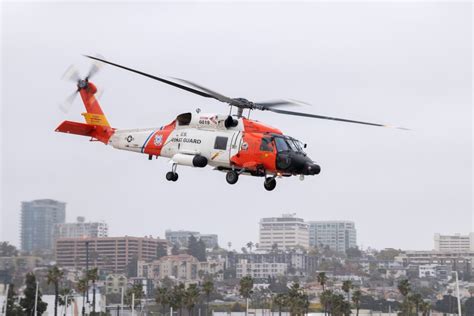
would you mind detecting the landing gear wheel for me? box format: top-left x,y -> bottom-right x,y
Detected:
166,172 -> 178,182
226,170 -> 239,185
264,178 -> 277,191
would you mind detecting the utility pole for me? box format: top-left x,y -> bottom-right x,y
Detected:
86,241 -> 90,304
34,281 -> 39,316
131,292 -> 135,316
3,284 -> 9,316
454,271 -> 462,316
121,286 -> 124,315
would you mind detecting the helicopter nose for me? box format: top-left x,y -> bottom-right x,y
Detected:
304,162 -> 321,175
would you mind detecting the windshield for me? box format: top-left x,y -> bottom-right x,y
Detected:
274,137 -> 290,152
274,136 -> 305,153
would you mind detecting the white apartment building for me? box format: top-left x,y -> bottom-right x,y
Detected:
137,254 -> 225,284
105,274 -> 127,295
258,214 -> 309,251
434,233 -> 474,252
55,216 -> 108,239
236,259 -> 287,278
307,221 -> 357,253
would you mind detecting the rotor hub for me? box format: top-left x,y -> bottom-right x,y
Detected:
77,79 -> 88,89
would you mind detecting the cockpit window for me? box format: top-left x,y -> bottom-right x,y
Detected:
260,137 -> 274,152
274,137 -> 290,152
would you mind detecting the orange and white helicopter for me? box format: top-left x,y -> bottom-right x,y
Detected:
56,56 -> 405,191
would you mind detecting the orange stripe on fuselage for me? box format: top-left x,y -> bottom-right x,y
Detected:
142,121 -> 176,156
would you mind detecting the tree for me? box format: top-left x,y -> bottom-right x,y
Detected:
239,276 -> 254,316
435,294 -> 458,314
87,268 -> 99,314
188,236 -> 206,261
47,265 -> 64,316
319,290 -> 333,316
5,283 -> 23,316
76,277 -> 88,315
351,289 -> 361,316
271,243 -> 279,254
341,280 -> 352,302
397,279 -> 412,316
125,283 -> 145,310
317,272 -> 328,291
202,279 -> 214,316
0,242 -> 18,257
20,273 -> 48,315
409,293 -> 423,315
169,283 -> 186,316
172,244 -> 180,255
157,243 -> 168,259
376,248 -> 402,261
227,242 -> 232,250
183,284 -> 200,316
246,242 -> 254,253
345,247 -> 362,258
419,300 -> 431,316
273,293 -> 288,316
287,283 -> 309,316
156,286 -> 171,315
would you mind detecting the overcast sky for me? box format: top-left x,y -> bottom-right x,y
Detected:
1,2 -> 472,251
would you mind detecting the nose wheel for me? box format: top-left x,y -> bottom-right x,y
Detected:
166,163 -> 179,182
264,177 -> 277,191
226,170 -> 239,185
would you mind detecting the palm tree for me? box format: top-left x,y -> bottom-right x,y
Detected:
76,277 -> 88,316
246,242 -> 254,253
317,272 -> 327,291
273,293 -> 288,316
202,279 -> 214,316
410,293 -> 423,315
184,284 -> 200,316
47,265 -> 64,316
319,290 -> 333,316
397,279 -> 411,316
156,286 -> 170,316
351,289 -> 361,316
87,268 -> 99,314
170,283 -> 185,316
341,280 -> 353,302
469,286 -> 474,297
227,242 -> 232,250
239,276 -> 254,316
419,300 -> 431,316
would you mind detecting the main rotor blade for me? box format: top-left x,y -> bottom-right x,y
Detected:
256,99 -> 309,108
84,55 -> 218,100
171,77 -> 239,106
267,108 -> 408,129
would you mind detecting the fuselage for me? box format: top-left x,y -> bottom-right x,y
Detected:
109,112 -> 320,177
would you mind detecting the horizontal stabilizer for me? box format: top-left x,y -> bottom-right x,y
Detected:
55,120 -> 95,136
55,120 -> 114,144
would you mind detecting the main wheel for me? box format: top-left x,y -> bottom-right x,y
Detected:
264,178 -> 277,191
226,171 -> 239,184
166,172 -> 178,181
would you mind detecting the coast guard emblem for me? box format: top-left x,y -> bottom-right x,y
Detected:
154,134 -> 163,146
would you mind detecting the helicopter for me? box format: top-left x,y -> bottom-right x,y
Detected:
55,55 -> 406,191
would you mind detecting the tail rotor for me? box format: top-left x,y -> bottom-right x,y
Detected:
59,55 -> 105,113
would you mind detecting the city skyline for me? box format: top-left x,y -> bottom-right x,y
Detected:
10,198 -> 472,252
2,2 -> 471,252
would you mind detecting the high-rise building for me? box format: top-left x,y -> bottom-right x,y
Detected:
258,214 -> 309,251
55,216 -> 108,239
307,221 -> 356,253
55,236 -> 168,273
199,234 -> 219,249
165,230 -> 200,248
165,230 -> 219,249
21,199 -> 66,252
434,233 -> 474,252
